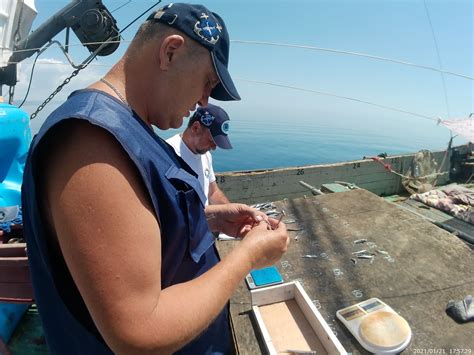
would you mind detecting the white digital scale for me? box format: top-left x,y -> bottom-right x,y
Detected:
336,298 -> 412,354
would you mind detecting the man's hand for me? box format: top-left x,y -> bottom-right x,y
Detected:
205,203 -> 268,237
205,203 -> 290,270
238,218 -> 289,270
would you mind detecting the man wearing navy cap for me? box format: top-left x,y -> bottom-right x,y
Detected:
22,3 -> 289,355
167,104 -> 231,205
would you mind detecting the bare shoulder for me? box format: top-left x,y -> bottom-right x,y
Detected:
39,118 -> 163,344
42,119 -> 134,173
41,119 -> 148,202
40,118 -> 158,249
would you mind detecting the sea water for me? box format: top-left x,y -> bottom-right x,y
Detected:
25,101 -> 460,174
157,108 -> 458,173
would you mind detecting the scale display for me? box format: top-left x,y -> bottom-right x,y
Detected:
336,298 -> 411,354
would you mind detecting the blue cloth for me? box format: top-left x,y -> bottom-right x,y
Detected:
0,207 -> 22,233
22,89 -> 230,354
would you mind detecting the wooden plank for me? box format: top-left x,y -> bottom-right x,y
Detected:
293,282 -> 347,354
251,281 -> 346,355
251,305 -> 277,354
257,300 -> 326,354
250,282 -> 294,306
0,244 -> 27,258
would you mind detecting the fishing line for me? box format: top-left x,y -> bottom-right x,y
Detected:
9,60 -> 111,67
231,40 -> 474,81
6,0 -> 160,68
6,38 -> 472,84
6,40 -> 473,81
6,1 -> 160,70
11,1 -> 162,115
423,0 -> 451,117
381,279 -> 474,301
6,40 -> 122,57
13,57 -> 443,123
237,77 -> 439,122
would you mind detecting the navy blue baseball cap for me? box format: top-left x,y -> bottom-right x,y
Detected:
191,104 -> 232,149
147,3 -> 241,101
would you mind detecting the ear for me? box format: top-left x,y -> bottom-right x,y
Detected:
159,35 -> 185,70
191,121 -> 201,133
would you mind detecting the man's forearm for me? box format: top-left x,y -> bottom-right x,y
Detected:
114,243 -> 253,354
205,204 -> 221,232
209,186 -> 230,205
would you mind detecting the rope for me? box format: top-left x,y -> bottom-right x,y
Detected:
432,135 -> 454,187
370,156 -> 448,181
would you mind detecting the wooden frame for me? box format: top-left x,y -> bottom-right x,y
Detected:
0,243 -> 34,302
251,281 -> 347,355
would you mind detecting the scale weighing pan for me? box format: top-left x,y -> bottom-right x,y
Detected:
336,298 -> 411,354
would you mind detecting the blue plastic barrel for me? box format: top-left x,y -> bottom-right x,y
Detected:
0,103 -> 31,222
0,303 -> 29,343
0,102 -> 31,344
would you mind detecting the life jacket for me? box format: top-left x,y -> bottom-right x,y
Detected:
22,89 -> 230,354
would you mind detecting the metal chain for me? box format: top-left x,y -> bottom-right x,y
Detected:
30,66 -> 83,120
27,0 -> 161,120
29,32 -> 110,120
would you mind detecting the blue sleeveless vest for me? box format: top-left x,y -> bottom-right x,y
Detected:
22,90 -> 230,354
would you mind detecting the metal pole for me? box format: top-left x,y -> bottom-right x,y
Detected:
299,180 -> 324,195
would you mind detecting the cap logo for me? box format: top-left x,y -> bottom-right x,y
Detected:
193,13 -> 222,45
154,4 -> 178,24
200,112 -> 215,126
221,121 -> 230,134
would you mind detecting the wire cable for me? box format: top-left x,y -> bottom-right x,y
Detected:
119,1 -> 161,34
17,51 -> 40,108
111,0 -> 131,14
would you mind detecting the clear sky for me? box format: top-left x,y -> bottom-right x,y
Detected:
10,0 -> 474,170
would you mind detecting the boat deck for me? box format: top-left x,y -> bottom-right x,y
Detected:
216,189 -> 474,354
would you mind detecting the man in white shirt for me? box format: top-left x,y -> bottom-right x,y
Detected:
167,104 -> 231,205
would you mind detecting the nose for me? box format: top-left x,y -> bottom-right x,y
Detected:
198,97 -> 209,106
209,137 -> 217,150
198,90 -> 211,107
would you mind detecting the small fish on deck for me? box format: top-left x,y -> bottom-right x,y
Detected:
352,249 -> 367,255
357,254 -> 375,260
287,227 -> 303,231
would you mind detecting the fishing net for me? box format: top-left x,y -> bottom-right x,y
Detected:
401,150 -> 440,195
440,115 -> 474,143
